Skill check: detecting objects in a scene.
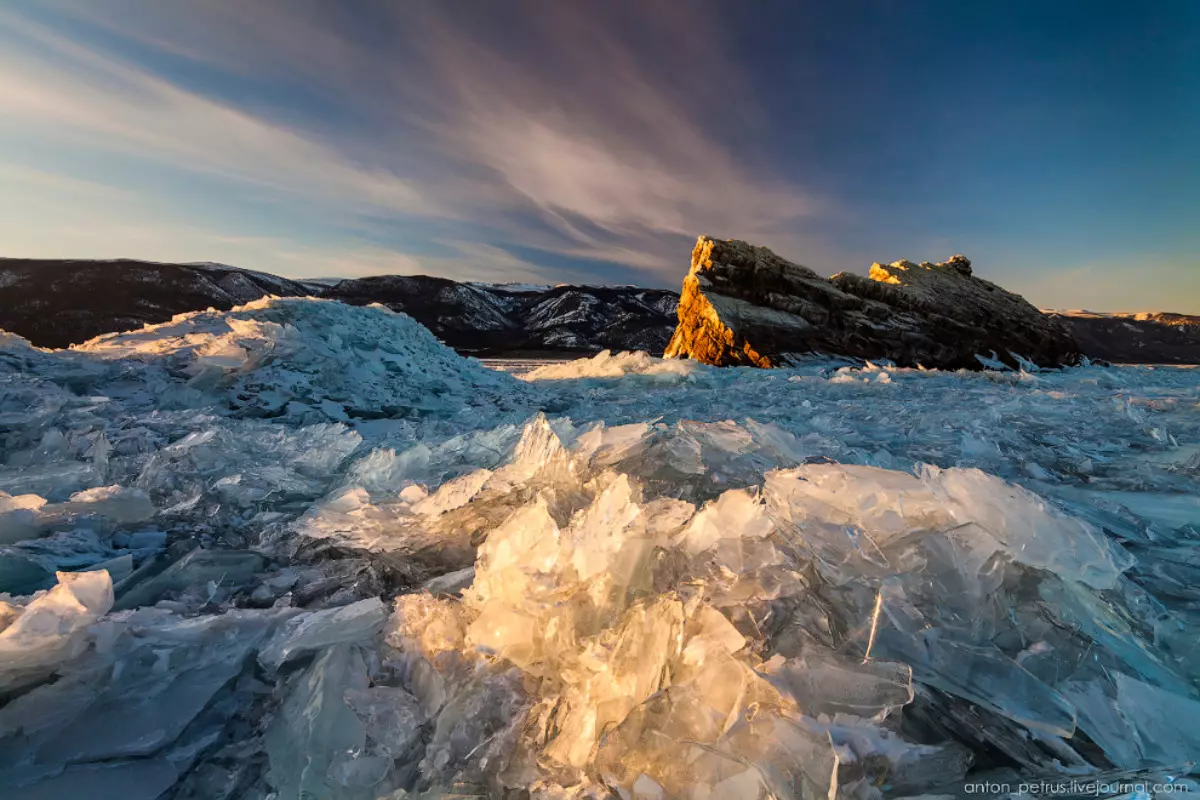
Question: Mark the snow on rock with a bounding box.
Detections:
[1047,309,1200,364]
[525,290,601,330]
[324,276,679,355]
[0,257,314,349]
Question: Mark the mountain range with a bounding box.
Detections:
[1,257,1197,364]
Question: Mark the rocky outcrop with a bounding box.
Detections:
[664,236,1082,369]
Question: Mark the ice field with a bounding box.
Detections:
[1,298,1199,799]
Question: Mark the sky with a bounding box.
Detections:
[1,1,1197,311]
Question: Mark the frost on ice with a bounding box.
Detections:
[2,299,1200,798]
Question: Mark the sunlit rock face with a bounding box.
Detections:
[665,236,1082,369]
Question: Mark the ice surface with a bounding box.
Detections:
[2,301,1200,797]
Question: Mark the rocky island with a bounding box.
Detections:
[665,236,1082,369]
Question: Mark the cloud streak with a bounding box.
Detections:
[0,1,827,284]
[0,10,440,222]
[402,1,826,272]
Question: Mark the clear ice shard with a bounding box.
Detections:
[764,463,1133,590]
[34,649,245,764]
[873,629,1076,736]
[0,605,286,797]
[52,485,155,524]
[1111,672,1200,765]
[3,760,179,800]
[264,644,380,800]
[0,492,47,545]
[1062,672,1200,769]
[0,553,55,596]
[258,597,388,672]
[113,549,264,611]
[761,649,914,721]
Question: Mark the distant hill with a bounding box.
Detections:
[321,274,678,355]
[1044,310,1200,365]
[0,259,310,348]
[3,257,1197,363]
[0,259,677,356]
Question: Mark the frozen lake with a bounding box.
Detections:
[2,299,1198,798]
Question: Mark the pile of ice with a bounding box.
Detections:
[2,297,1200,798]
[0,298,537,599]
[70,297,530,419]
[322,416,1192,797]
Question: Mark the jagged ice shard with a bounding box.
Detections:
[1,297,1199,798]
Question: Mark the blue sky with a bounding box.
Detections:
[1,1,1197,311]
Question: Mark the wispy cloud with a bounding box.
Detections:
[0,1,830,283]
[0,163,135,201]
[0,1,1195,312]
[0,9,440,220]
[403,2,827,276]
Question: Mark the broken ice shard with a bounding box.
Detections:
[873,629,1076,736]
[113,549,264,611]
[258,597,388,672]
[0,570,113,692]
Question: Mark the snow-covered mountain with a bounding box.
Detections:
[321,274,679,355]
[0,258,310,348]
[4,257,1199,364]
[0,260,677,355]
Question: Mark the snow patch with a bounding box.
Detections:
[522,349,702,381]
